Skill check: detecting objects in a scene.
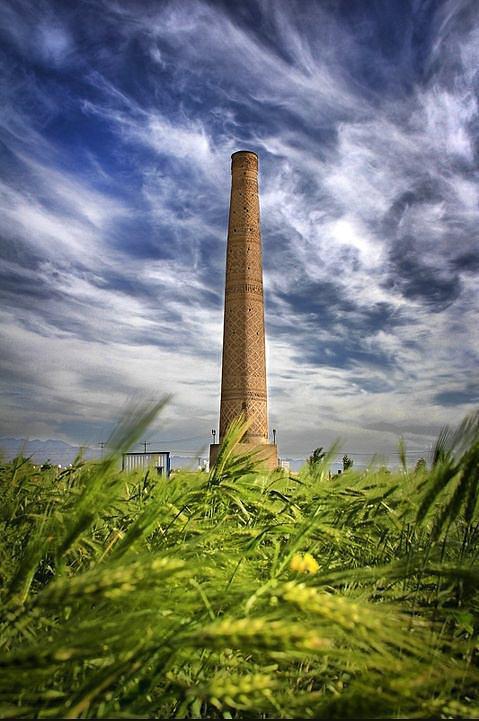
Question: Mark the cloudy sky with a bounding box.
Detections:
[1,0,478,462]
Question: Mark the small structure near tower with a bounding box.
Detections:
[210,151,278,470]
[122,451,171,476]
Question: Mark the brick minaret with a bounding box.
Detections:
[210,151,278,469]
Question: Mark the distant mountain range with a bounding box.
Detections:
[0,437,99,466]
[0,437,210,470]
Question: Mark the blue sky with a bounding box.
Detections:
[0,0,478,461]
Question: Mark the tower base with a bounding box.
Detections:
[209,442,278,471]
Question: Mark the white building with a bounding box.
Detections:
[121,451,171,476]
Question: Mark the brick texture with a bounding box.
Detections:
[219,151,270,444]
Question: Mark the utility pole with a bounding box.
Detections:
[143,441,150,453]
[98,441,105,458]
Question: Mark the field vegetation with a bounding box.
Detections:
[1,401,479,718]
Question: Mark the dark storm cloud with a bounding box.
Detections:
[0,0,478,451]
[451,252,479,274]
[434,385,479,407]
[277,280,403,334]
[386,235,462,310]
[271,278,407,368]
[363,419,445,439]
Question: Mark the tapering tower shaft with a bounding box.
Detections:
[219,151,269,444]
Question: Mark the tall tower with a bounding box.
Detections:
[210,151,278,469]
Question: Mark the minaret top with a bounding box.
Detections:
[231,150,258,158]
[230,150,258,173]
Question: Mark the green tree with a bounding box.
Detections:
[308,447,325,468]
[342,453,353,471]
[414,457,427,473]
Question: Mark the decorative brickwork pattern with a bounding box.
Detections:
[218,151,270,444]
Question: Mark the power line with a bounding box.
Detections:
[133,434,206,445]
[329,451,431,456]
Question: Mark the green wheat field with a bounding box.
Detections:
[1,401,479,718]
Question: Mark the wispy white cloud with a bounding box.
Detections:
[0,0,74,67]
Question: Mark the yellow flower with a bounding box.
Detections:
[289,553,303,572]
[303,552,319,574]
[289,552,319,574]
